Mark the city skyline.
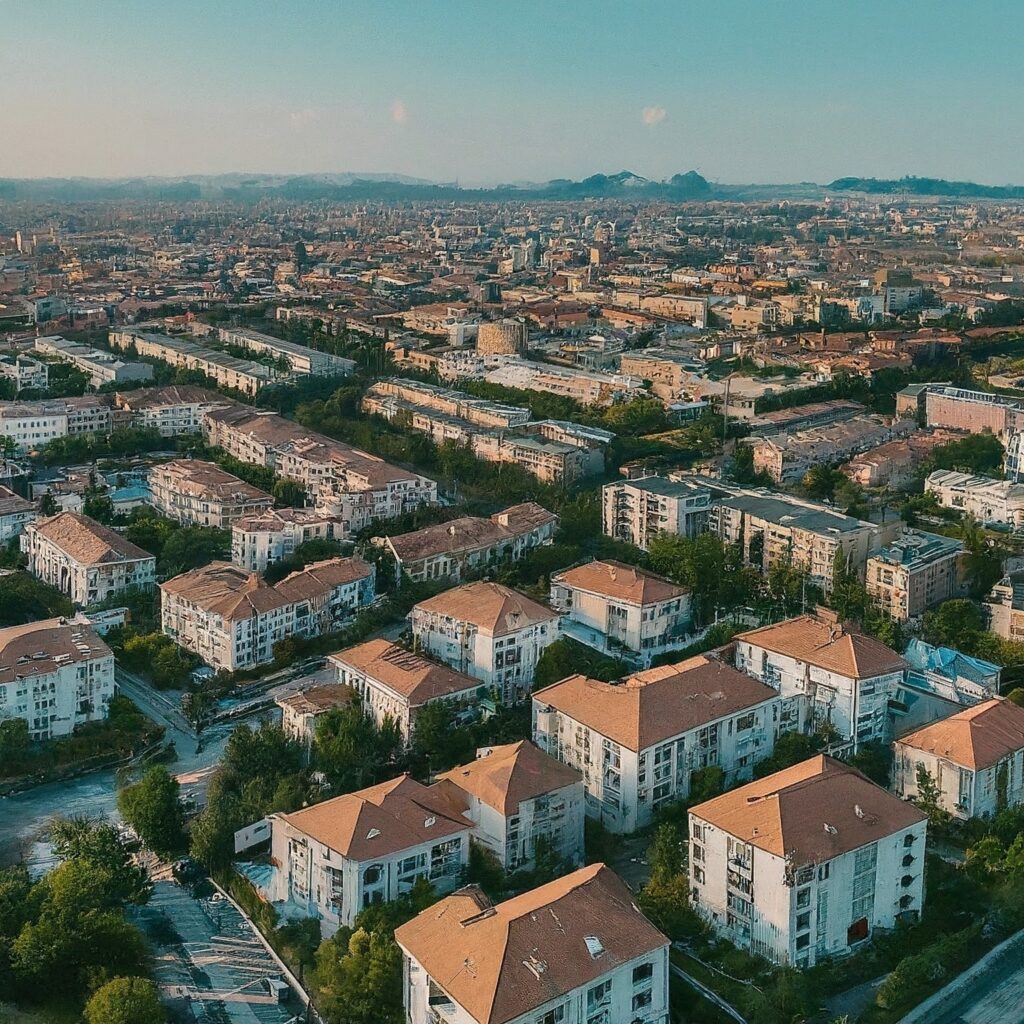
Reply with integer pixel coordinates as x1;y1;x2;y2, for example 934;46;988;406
4;0;1024;185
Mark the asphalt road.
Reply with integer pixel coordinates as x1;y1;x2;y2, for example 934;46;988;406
917;939;1024;1024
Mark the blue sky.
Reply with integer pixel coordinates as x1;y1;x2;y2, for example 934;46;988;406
2;0;1022;184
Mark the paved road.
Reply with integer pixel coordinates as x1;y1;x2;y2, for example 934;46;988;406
912;939;1024;1024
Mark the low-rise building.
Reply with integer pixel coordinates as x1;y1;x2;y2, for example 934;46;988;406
161;557;375;672
733;609;908;746
244;776;472;936
0;400;70;452
689;755;927;967
893;698;1024;819
21;511;156;606
395;863;670;1024
533;654;781;833
113;385;237;437
925;470;1024;527
435;741;585;871
215;325;355;377
277;683;356;749
550;560;692;662
149;459;274;528
232;507;343;573
0;616;115;740
0;484;35;541
35;335;153;387
328;638;485;740
602;476;712;549
865;530;964;622
0;353;48;392
376;502;557;583
410;582;559;702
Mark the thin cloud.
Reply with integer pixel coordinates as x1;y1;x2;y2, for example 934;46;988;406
289;108;319;128
390;99;408;125
641;105;667;127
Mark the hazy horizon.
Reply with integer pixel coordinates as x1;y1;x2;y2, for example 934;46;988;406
4;0;1022;185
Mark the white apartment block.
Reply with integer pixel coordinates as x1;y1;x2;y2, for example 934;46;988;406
894;698;1024;820
396;864;670;1024
149;459;273;529
215;325;355;377
238;776;471;936
689;756;928;968
35;335;153;387
22;511;156;606
109;327;282;396
328;638;483;741
550;560;692;662
277;683;356;750
160;557;375;672
377;501;557;583
925;469;1024;528
0;485;36;542
865;529;964;622
0;616;115;740
113;385;238;437
602;476;712;549
410;581;559;702
0;400;70;452
533;655;781;833
0;353;48;392
435;741;585;872
232;507;342;573
733;610;908;747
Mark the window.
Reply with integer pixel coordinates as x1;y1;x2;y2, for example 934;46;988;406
818;862;830;881
538;1007;565;1024
796;934;810;950
796;888;811;909
632;990;653;1012
735;712;755;732
796;912;811;932
586;979;612;1011
632;963;654;984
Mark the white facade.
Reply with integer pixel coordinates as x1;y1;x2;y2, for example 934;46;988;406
602;477;713;549
231;508;341;573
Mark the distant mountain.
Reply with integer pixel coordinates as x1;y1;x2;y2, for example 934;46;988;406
827;176;1024;199
0;169;713;202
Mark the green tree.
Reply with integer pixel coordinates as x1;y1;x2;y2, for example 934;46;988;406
272;477;307;507
914;765;949;827
84;976;165;1024
922;599;985;653
49;818;149;905
158;525;229;577
754;731;823;778
1007;687;1024;707
117;766;186;857
312;927;404;1024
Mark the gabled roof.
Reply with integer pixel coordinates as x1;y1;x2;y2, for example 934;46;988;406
736;611;907;680
395;864;667;1024
896;698;1024;770
533;655;778;752
435;741;581;816
552;559;687;605
690;755;926;865
280;775;471;861
329;638;481;705
30;511;153;566
0;617;111;684
413;581;557;636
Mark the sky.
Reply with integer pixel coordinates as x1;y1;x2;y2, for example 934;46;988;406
3;0;1023;185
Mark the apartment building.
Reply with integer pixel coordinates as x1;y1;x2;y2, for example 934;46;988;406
711;492;884;593
160;557;375;672
0;400;70;452
396;864;670;1024
733;609;908;746
0;484;35;542
0;616;115;740
244;776;471;936
619;349;704;401
924;385;1024;440
109;327;282;395
893;698;1024;819
22;511;156;606
328;638;484;740
35;335;153;387
277;683;356;749
750;415;916;484
410;582;559;702
149;459;273;528
113;385;238;437
602;476;712;549
550;560;692;662
232;507;342;573
376;501;557;583
202;406;437;536
215;325;355;377
925;470;1024;527
533;655;780;833
984;570;1024;641
435;741;585;871
841;430;963;490
63;396;114;435
0;353;48;392
689;755;927;967
865;530;964;622
365;378;531;430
